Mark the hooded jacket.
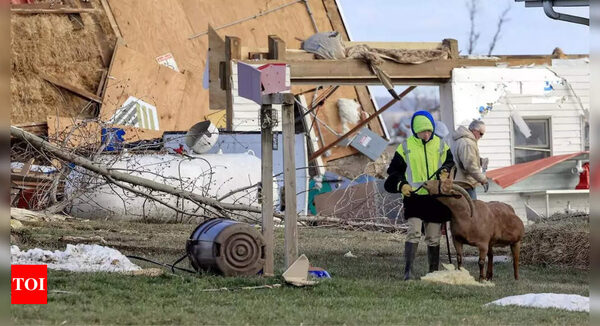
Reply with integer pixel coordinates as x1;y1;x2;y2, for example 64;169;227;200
384;111;454;223
451;126;487;188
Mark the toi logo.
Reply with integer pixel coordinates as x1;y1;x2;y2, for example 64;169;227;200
11;265;48;304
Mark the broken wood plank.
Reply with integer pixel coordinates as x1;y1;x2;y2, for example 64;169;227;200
99;0;122;38
309;86;416;161
39;73;102;103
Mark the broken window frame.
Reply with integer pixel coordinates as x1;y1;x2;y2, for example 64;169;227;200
511;117;552;164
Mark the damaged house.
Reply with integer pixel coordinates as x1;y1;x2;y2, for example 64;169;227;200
440;58;590;219
10;0;589;227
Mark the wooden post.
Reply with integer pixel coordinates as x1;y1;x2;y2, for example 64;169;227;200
281;94;297;267
260;101;275;277
268;35;286;60
225;36;241;131
443;39;459;59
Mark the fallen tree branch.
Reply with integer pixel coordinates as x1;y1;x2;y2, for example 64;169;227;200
10;126;266;216
297;215;408;232
103;175;219;219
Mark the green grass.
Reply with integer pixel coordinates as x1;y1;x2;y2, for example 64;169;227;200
11;220;589;325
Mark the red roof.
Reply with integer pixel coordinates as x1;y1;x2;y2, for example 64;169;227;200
487;152;589;188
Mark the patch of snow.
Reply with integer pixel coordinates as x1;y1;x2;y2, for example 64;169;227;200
11;244;141;273
486;293;589;312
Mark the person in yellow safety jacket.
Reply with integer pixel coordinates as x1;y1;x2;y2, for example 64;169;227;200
384;110;455;281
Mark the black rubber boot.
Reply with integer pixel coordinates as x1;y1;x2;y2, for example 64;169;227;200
403;242;418;280
427;245;440;273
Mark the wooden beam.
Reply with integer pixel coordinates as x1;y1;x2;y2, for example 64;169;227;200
39;73;102;103
96;70;108;97
281;97;297;268
239;58;496;85
78;0;113;67
354;83;384;136
309;86;416;161
100;0;122;38
345;41;443;50
260;103;275;277
224;36;241;131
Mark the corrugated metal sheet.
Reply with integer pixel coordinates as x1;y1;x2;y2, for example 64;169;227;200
487;151;589;188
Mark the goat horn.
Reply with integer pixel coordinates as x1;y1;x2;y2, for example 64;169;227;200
451;184;474;217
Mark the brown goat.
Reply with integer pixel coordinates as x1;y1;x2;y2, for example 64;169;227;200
422;176;524;281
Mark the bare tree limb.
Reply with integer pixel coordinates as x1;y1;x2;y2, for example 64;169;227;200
103;175;214;219
488;6;511;56
467;0;480;55
10;126;264;215
298;215;408;233
217;182;260;202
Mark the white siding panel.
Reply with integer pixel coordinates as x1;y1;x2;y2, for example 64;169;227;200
451;62;588;173
479;139;511;147
553;130;581;139
552;123;584;131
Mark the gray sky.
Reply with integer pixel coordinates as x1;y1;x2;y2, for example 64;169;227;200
338;0;589;98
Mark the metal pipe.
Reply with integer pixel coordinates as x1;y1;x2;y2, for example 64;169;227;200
542;0;589;25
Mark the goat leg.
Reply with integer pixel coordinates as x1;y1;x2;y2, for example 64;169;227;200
486;247;494;280
453;238;463;269
511;241;521;280
477;246;488;282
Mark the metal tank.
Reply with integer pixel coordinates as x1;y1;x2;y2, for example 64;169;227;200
65;151;278;221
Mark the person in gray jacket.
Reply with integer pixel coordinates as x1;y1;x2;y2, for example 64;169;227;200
451;120;488;199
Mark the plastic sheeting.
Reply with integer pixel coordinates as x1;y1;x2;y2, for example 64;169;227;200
301;32;345;59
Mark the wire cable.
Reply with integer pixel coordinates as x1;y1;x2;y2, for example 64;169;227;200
126;254;197;274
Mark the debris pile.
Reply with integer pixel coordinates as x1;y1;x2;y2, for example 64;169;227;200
520;214;590;270
9;0;407;227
